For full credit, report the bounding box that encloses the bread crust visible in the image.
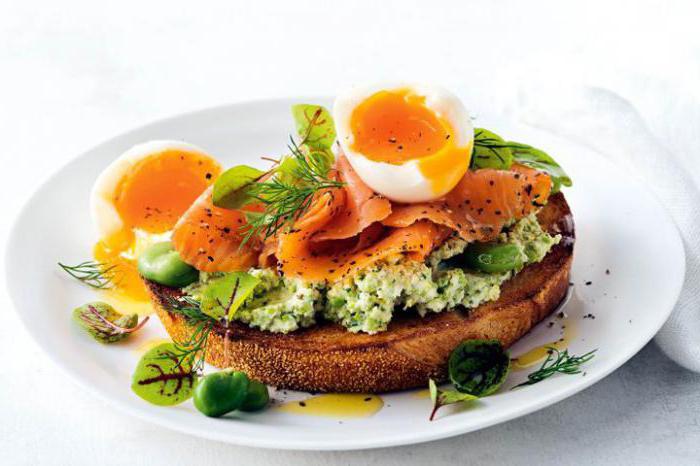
[147,193,574,393]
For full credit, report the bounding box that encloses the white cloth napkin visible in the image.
[509,84,700,372]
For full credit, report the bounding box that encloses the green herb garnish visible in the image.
[160,296,215,374]
[448,339,511,396]
[72,302,149,343]
[470,128,571,192]
[427,339,510,420]
[200,271,260,321]
[291,104,336,150]
[212,165,266,210]
[131,342,197,406]
[428,378,478,421]
[163,295,214,326]
[160,275,257,374]
[514,347,596,388]
[241,139,343,245]
[471,128,514,170]
[210,105,343,248]
[166,321,213,374]
[58,260,119,289]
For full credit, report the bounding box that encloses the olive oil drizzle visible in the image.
[276,394,384,418]
[512,320,575,370]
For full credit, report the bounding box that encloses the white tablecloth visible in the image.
[3,1,700,464]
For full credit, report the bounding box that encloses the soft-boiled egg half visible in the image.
[90,140,221,311]
[334,84,474,203]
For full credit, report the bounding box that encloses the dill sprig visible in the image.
[161,282,247,373]
[163,295,214,326]
[240,137,343,246]
[166,322,212,373]
[158,296,214,373]
[514,347,597,388]
[58,260,119,289]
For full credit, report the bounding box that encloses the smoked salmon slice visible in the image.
[257,188,346,268]
[313,156,392,242]
[258,155,391,270]
[172,186,260,272]
[383,164,552,242]
[276,220,451,282]
[171,158,551,279]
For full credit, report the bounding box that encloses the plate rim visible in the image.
[5,98,687,451]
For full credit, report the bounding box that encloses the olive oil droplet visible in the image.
[276,394,383,418]
[512,320,576,369]
[412,388,431,399]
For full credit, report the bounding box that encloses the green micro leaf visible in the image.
[471,128,514,170]
[509,143,572,193]
[231,104,342,249]
[212,165,266,209]
[131,343,197,406]
[275,154,303,185]
[448,339,511,396]
[72,302,148,344]
[200,271,261,321]
[276,150,334,185]
[291,104,336,150]
[428,378,478,421]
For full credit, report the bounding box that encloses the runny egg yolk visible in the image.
[349,88,471,197]
[96,149,221,312]
[110,149,221,249]
[94,240,152,313]
[350,89,450,164]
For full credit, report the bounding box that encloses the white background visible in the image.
[2,0,700,464]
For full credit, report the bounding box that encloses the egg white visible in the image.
[90,140,212,242]
[333,83,473,203]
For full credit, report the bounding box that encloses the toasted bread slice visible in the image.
[146,192,574,393]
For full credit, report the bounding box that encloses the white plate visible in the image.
[6,99,685,450]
